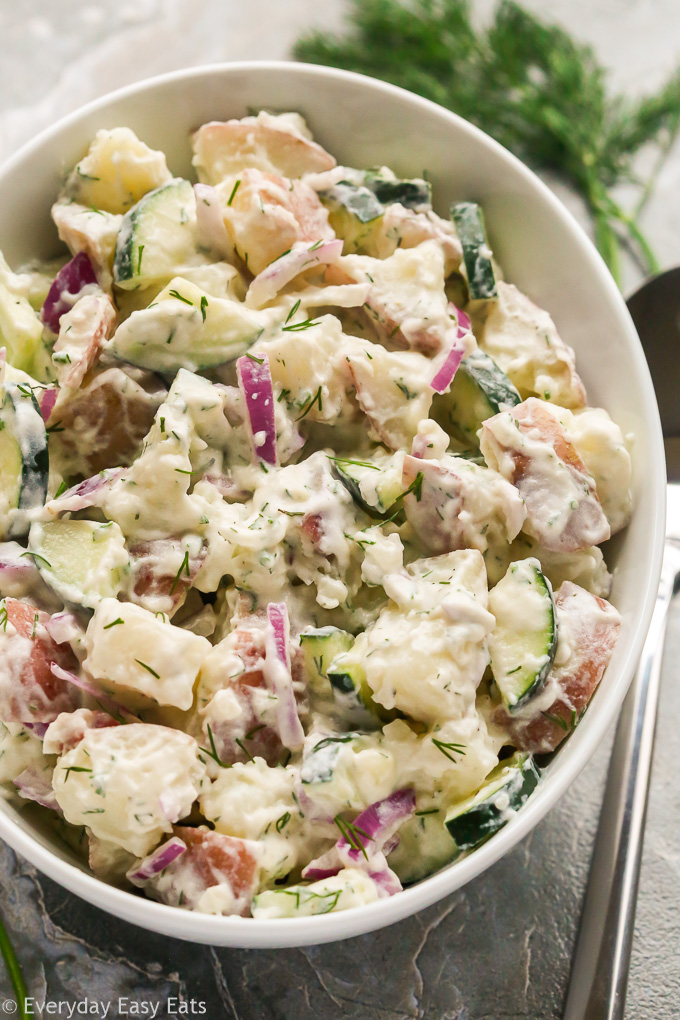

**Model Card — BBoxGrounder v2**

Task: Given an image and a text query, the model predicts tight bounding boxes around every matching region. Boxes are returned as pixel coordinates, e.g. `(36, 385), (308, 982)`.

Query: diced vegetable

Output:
(264, 602), (305, 750)
(299, 626), (354, 695)
(0, 281), (46, 377)
(247, 238), (342, 308)
(0, 598), (79, 724)
(52, 292), (115, 390)
(363, 170), (432, 210)
(252, 867), (383, 918)
(110, 278), (265, 373)
(330, 455), (403, 519)
(327, 647), (392, 724)
(480, 398), (611, 552)
(127, 837), (187, 885)
(488, 558), (557, 710)
(434, 348), (521, 447)
(317, 181), (385, 253)
(0, 382), (48, 540)
(28, 519), (129, 609)
(49, 663), (138, 724)
(236, 354), (277, 466)
(451, 201), (498, 300)
(113, 179), (197, 290)
(444, 752), (540, 850)
(42, 251), (98, 334)
(497, 581), (620, 752)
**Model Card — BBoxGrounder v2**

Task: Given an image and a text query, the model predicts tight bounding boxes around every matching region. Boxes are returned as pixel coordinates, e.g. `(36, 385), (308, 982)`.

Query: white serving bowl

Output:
(0, 62), (665, 948)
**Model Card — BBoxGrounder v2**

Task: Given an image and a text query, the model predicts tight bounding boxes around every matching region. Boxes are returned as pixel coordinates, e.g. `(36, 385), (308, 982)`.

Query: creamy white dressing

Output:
(0, 113), (632, 920)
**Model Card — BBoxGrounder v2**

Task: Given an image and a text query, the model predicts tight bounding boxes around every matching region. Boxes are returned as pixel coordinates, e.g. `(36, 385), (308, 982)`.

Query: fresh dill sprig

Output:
(0, 907), (28, 1019)
(334, 814), (374, 859)
(293, 0), (680, 285)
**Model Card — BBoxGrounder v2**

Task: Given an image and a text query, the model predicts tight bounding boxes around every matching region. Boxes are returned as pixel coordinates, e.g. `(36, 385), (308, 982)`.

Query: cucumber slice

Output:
(434, 350), (520, 447)
(318, 182), (385, 254)
(444, 752), (540, 850)
(330, 455), (403, 519)
(0, 383), (48, 539)
(113, 179), (197, 291)
(488, 558), (558, 710)
(299, 626), (354, 695)
(363, 172), (432, 210)
(28, 519), (129, 609)
(0, 282), (45, 377)
(109, 277), (264, 374)
(451, 202), (497, 300)
(327, 648), (395, 725)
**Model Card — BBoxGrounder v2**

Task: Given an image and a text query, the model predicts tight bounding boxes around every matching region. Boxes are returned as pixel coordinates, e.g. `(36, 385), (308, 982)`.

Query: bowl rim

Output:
(0, 59), (666, 948)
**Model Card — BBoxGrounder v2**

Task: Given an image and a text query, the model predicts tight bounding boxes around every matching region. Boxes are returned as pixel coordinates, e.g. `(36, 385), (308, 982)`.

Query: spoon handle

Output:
(563, 541), (679, 1020)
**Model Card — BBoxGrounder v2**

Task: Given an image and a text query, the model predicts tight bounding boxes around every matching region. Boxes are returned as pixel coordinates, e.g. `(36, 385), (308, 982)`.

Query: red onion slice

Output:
(50, 663), (140, 723)
(39, 387), (58, 422)
(264, 602), (305, 751)
(44, 612), (82, 647)
(236, 355), (278, 466)
(47, 467), (122, 512)
(21, 721), (49, 739)
(126, 837), (187, 886)
(42, 252), (98, 334)
(302, 788), (415, 881)
(367, 858), (403, 897)
(248, 238), (343, 308)
(430, 304), (473, 394)
(13, 764), (61, 813)
(337, 788), (416, 865)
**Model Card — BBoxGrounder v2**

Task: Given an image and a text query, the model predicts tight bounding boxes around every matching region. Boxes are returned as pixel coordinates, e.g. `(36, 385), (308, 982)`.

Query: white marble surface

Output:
(0, 2), (679, 1017)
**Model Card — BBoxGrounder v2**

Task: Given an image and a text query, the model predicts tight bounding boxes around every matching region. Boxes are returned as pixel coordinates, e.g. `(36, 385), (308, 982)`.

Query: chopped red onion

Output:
(448, 303), (471, 335)
(264, 602), (305, 750)
(430, 304), (473, 394)
(126, 837), (187, 886)
(367, 858), (403, 897)
(338, 788), (416, 866)
(430, 343), (465, 394)
(50, 663), (139, 723)
(39, 387), (58, 422)
(236, 355), (278, 466)
(194, 183), (233, 258)
(45, 612), (82, 647)
(248, 239), (343, 308)
(14, 764), (61, 813)
(303, 788), (415, 881)
(47, 467), (122, 512)
(301, 846), (342, 882)
(42, 252), (98, 334)
(22, 721), (49, 739)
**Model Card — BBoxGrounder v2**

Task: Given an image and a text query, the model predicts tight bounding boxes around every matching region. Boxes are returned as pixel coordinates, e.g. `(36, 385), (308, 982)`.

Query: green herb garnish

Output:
(432, 738), (467, 763)
(135, 660), (160, 679)
(294, 0), (680, 285)
(0, 907), (28, 1019)
(334, 814), (374, 859)
(227, 179), (241, 206)
(169, 550), (191, 596)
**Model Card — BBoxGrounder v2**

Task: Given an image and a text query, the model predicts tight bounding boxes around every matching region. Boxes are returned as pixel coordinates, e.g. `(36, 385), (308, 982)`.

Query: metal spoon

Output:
(563, 267), (680, 1020)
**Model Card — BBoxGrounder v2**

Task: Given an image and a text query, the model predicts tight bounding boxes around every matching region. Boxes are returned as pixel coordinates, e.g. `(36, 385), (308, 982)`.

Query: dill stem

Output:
(0, 907), (28, 1018)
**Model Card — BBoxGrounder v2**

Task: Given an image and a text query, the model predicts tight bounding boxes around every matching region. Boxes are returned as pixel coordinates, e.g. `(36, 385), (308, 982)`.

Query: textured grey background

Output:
(0, 1), (678, 1017)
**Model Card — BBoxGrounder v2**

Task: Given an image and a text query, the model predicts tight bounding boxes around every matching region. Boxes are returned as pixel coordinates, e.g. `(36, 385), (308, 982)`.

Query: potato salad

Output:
(0, 111), (630, 918)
